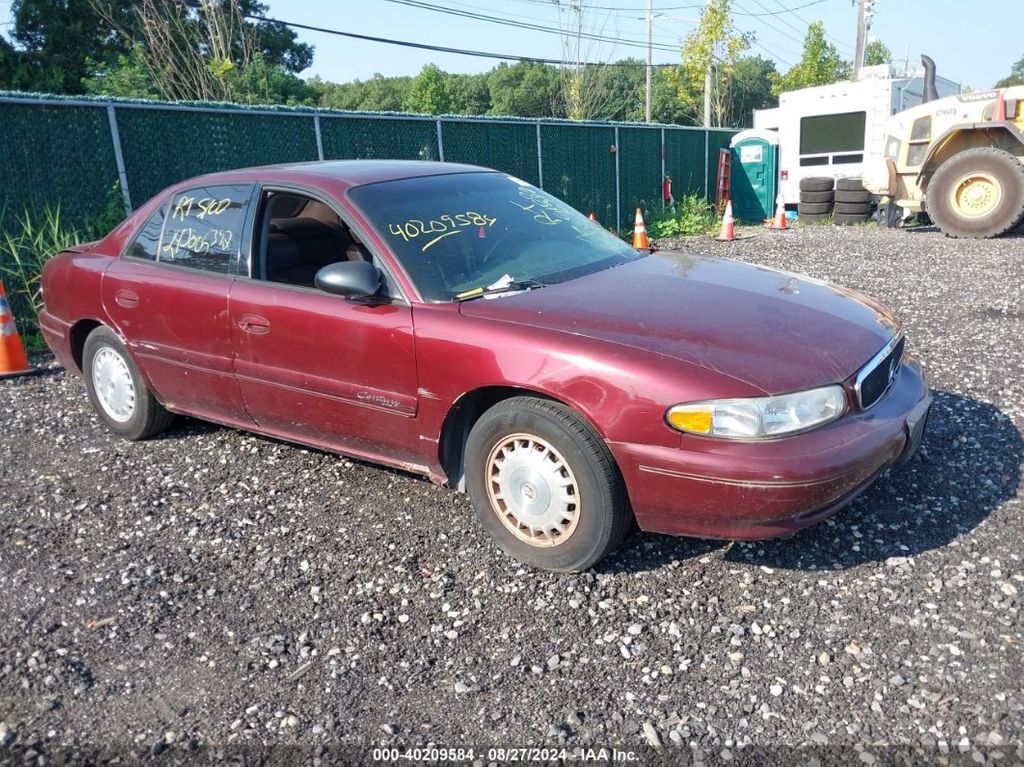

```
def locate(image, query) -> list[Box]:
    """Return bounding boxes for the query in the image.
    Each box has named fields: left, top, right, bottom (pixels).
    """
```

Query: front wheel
left=927, top=148, right=1024, bottom=238
left=82, top=326, right=173, bottom=440
left=465, top=397, right=632, bottom=572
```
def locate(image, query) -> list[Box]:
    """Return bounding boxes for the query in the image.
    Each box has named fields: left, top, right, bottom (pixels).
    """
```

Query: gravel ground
left=1, top=224, right=1022, bottom=763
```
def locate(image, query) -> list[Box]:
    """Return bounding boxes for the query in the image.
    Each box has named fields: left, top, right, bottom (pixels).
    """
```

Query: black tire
left=835, top=190, right=873, bottom=204
left=833, top=211, right=872, bottom=226
left=836, top=178, right=866, bottom=192
left=800, top=177, right=834, bottom=192
left=926, top=148, right=1024, bottom=239
left=797, top=201, right=833, bottom=215
left=82, top=326, right=173, bottom=440
left=799, top=211, right=831, bottom=223
left=834, top=201, right=873, bottom=214
left=799, top=190, right=834, bottom=203
left=464, top=397, right=631, bottom=572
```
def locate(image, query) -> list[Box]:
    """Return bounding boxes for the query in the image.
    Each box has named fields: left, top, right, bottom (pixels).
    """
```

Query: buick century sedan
left=41, top=161, right=931, bottom=571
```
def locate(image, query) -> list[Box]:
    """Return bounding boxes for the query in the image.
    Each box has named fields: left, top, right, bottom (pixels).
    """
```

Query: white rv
left=753, top=62, right=961, bottom=203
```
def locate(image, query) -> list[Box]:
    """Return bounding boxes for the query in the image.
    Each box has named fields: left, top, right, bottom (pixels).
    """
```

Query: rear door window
left=125, top=204, right=166, bottom=261
left=158, top=184, right=253, bottom=275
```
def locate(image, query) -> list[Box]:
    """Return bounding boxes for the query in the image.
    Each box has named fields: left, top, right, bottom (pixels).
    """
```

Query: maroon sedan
left=40, top=161, right=931, bottom=571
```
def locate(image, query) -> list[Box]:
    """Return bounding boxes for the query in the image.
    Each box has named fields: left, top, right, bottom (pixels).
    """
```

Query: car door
left=228, top=186, right=421, bottom=465
left=101, top=183, right=255, bottom=425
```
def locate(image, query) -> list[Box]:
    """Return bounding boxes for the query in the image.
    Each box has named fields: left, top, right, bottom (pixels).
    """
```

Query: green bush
left=0, top=205, right=84, bottom=332
left=649, top=195, right=719, bottom=238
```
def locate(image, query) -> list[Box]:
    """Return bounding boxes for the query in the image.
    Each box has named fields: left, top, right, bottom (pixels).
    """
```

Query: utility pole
left=854, top=0, right=875, bottom=75
left=702, top=0, right=712, bottom=127
left=645, top=0, right=653, bottom=123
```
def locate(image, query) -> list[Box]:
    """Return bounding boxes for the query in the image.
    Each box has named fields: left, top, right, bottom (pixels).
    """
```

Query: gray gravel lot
left=1, top=223, right=1022, bottom=763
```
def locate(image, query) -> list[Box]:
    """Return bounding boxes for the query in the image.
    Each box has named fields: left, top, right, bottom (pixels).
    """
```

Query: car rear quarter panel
left=40, top=248, right=114, bottom=371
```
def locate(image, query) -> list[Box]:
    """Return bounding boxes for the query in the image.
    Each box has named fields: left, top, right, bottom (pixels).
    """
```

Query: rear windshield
left=348, top=173, right=640, bottom=301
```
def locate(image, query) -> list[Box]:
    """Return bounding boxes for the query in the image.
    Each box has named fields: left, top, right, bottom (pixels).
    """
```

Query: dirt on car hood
left=458, top=252, right=900, bottom=394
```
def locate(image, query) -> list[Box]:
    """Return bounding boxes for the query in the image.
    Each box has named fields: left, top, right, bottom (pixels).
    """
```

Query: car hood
left=458, top=252, right=900, bottom=394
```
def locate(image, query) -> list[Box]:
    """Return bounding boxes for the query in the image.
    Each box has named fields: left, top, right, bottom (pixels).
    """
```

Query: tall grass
left=0, top=206, right=82, bottom=327
left=0, top=183, right=125, bottom=338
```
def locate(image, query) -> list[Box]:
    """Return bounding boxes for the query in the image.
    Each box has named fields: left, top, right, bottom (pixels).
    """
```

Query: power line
left=502, top=0, right=829, bottom=16
left=379, top=0, right=682, bottom=54
left=769, top=0, right=854, bottom=52
left=244, top=13, right=677, bottom=67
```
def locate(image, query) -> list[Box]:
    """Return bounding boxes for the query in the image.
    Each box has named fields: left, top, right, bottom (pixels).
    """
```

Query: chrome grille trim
left=854, top=334, right=904, bottom=410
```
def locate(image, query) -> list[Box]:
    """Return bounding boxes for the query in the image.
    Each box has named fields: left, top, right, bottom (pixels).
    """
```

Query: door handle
left=114, top=289, right=139, bottom=309
left=237, top=313, right=270, bottom=335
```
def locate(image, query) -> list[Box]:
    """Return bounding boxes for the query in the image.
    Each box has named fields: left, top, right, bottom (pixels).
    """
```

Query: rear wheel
left=927, top=148, right=1024, bottom=238
left=465, top=397, right=631, bottom=572
left=83, top=326, right=173, bottom=440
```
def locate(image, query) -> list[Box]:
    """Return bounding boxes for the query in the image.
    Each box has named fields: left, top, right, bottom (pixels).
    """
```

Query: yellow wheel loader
left=864, top=56, right=1024, bottom=239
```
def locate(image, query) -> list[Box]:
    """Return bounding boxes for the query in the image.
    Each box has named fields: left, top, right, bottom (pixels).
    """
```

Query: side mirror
left=314, top=261, right=382, bottom=299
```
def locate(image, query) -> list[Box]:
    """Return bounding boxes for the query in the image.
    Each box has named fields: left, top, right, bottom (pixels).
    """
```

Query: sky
left=255, top=0, right=1021, bottom=91
left=0, top=0, right=1019, bottom=91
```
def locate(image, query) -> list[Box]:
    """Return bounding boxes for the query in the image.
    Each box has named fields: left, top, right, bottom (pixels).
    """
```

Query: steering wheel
left=476, top=227, right=519, bottom=271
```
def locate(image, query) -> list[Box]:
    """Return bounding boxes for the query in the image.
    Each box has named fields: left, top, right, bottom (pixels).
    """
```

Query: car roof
left=172, top=160, right=493, bottom=193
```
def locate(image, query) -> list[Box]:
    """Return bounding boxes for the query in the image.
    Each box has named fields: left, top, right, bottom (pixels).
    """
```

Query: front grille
left=855, top=336, right=905, bottom=409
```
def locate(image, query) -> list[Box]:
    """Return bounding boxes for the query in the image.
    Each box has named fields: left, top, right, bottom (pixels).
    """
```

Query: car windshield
left=348, top=172, right=642, bottom=301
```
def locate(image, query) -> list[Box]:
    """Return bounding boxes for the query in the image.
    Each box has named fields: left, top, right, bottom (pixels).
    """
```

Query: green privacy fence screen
left=0, top=91, right=736, bottom=236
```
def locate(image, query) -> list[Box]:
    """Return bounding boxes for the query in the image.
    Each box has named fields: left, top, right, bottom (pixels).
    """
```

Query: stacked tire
left=798, top=177, right=834, bottom=222
left=833, top=178, right=873, bottom=225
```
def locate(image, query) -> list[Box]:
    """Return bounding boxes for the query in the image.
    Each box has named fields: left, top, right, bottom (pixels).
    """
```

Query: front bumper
left=611, top=358, right=931, bottom=540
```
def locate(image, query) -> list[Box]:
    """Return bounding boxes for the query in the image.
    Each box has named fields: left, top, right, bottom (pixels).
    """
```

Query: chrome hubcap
left=485, top=433, right=580, bottom=547
left=91, top=346, right=135, bottom=423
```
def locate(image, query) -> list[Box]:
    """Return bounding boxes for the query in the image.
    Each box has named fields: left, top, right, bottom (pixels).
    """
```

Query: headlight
left=666, top=385, right=847, bottom=439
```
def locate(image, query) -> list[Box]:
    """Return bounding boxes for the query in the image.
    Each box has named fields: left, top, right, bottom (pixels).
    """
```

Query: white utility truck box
left=753, top=64, right=960, bottom=202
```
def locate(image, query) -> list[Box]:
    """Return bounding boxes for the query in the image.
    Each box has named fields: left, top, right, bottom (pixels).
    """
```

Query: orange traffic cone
left=588, top=211, right=599, bottom=224
left=632, top=207, right=651, bottom=250
left=767, top=193, right=788, bottom=230
left=0, top=281, right=33, bottom=378
left=716, top=200, right=736, bottom=242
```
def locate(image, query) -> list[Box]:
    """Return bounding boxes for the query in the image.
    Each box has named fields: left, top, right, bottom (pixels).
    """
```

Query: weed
left=649, top=195, right=719, bottom=238
left=0, top=205, right=83, bottom=331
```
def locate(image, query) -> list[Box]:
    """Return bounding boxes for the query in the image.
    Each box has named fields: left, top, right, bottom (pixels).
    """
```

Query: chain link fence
left=1, top=91, right=735, bottom=228
left=0, top=92, right=737, bottom=325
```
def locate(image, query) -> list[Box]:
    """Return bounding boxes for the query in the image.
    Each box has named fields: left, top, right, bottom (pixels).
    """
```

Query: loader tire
left=798, top=211, right=830, bottom=223
left=800, top=177, right=834, bottom=192
left=927, top=148, right=1024, bottom=239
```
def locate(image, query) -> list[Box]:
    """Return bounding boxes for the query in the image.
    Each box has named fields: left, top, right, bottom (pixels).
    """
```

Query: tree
left=4, top=0, right=135, bottom=93
left=670, top=0, right=750, bottom=126
left=773, top=21, right=852, bottom=95
left=864, top=39, right=891, bottom=67
left=996, top=55, right=1024, bottom=88
left=0, top=35, right=22, bottom=89
left=556, top=2, right=616, bottom=120
left=81, top=43, right=159, bottom=98
left=404, top=63, right=451, bottom=114
left=447, top=72, right=490, bottom=115
left=601, top=58, right=645, bottom=121
left=89, top=0, right=314, bottom=104
left=487, top=61, right=561, bottom=117
left=725, top=55, right=777, bottom=127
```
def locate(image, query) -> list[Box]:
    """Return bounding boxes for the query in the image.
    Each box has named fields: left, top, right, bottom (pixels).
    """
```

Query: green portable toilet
left=729, top=129, right=779, bottom=223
